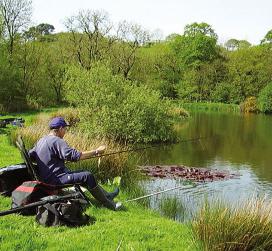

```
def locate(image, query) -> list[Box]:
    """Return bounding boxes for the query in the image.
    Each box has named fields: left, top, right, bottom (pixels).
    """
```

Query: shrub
left=210, top=82, right=231, bottom=103
left=64, top=63, right=178, bottom=143
left=240, top=96, right=258, bottom=113
left=258, top=83, right=272, bottom=113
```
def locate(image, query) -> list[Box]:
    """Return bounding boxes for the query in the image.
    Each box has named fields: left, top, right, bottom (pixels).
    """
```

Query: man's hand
left=80, top=145, right=107, bottom=160
left=96, top=145, right=106, bottom=155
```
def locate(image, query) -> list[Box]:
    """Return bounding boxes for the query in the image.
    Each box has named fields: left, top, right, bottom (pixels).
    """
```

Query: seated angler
left=29, top=116, right=121, bottom=210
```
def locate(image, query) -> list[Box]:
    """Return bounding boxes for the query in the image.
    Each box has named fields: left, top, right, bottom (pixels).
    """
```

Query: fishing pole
left=124, top=183, right=195, bottom=203
left=88, top=136, right=211, bottom=159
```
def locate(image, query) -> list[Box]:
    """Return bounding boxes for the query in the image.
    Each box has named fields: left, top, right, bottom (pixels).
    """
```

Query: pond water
left=140, top=111, right=272, bottom=221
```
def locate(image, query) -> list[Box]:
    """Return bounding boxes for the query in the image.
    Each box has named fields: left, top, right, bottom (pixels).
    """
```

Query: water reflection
left=140, top=111, right=272, bottom=220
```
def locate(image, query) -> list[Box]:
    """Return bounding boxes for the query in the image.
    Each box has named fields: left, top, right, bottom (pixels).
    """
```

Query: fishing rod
left=88, top=136, right=211, bottom=159
left=124, top=183, right=195, bottom=203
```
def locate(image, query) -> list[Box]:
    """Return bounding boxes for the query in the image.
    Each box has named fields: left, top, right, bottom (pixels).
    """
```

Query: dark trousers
left=58, top=171, right=97, bottom=190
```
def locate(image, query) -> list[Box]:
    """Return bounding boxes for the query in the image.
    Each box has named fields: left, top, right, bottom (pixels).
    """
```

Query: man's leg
left=59, top=171, right=121, bottom=210
left=59, top=171, right=97, bottom=189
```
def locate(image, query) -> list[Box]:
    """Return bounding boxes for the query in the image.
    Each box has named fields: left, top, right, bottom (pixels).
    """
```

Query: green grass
left=0, top=198, right=197, bottom=251
left=159, top=196, right=187, bottom=222
left=192, top=199, right=272, bottom=251
left=176, top=102, right=240, bottom=113
left=0, top=111, right=199, bottom=251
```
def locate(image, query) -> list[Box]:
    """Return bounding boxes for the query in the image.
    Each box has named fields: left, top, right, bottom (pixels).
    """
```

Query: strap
left=43, top=203, right=72, bottom=225
left=43, top=203, right=62, bottom=218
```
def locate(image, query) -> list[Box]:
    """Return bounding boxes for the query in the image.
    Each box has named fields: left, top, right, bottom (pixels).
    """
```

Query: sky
left=31, top=0, right=271, bottom=45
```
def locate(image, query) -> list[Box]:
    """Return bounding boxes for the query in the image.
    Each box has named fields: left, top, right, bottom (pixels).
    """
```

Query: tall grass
left=192, top=198, right=272, bottom=251
left=9, top=109, right=141, bottom=183
left=178, top=102, right=240, bottom=113
left=159, top=196, right=186, bottom=221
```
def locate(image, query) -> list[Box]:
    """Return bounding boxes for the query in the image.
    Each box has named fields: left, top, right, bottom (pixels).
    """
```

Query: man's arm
left=80, top=145, right=106, bottom=160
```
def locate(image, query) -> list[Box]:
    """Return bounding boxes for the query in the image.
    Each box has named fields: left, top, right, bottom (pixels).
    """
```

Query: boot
left=89, top=185, right=122, bottom=211
left=104, top=187, right=119, bottom=200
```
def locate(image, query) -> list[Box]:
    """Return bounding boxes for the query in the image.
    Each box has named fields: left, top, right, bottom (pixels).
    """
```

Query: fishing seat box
left=0, top=164, right=31, bottom=196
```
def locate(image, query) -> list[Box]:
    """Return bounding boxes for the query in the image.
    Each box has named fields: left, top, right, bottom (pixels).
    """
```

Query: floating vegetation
left=140, top=165, right=240, bottom=182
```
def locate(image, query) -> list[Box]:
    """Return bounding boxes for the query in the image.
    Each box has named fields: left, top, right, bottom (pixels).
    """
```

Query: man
left=29, top=116, right=121, bottom=210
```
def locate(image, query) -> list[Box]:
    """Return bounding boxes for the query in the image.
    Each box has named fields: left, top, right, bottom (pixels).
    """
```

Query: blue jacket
left=29, top=135, right=81, bottom=184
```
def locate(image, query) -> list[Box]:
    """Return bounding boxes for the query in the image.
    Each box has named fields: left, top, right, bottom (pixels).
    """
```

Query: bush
left=210, top=82, right=231, bottom=103
left=64, top=63, right=178, bottom=143
left=240, top=96, right=258, bottom=113
left=258, top=83, right=272, bottom=113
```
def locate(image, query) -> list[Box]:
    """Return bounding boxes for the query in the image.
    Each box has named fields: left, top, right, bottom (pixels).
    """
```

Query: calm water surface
left=140, top=111, right=272, bottom=220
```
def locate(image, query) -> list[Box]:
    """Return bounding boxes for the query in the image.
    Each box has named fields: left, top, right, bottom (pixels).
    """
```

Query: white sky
left=32, top=0, right=271, bottom=45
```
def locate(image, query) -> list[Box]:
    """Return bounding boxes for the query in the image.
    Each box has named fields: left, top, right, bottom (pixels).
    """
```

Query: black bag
left=11, top=181, right=59, bottom=215
left=0, top=164, right=31, bottom=196
left=36, top=198, right=91, bottom=227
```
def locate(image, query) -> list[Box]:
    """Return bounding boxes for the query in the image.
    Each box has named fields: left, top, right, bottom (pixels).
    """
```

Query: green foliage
left=180, top=102, right=240, bottom=113
left=210, top=82, right=231, bottom=103
left=226, top=46, right=269, bottom=103
left=240, top=96, right=258, bottom=113
left=0, top=49, right=25, bottom=112
left=0, top=6, right=272, bottom=114
left=64, top=63, right=178, bottom=143
left=184, top=22, right=218, bottom=40
left=170, top=34, right=218, bottom=68
left=261, top=29, right=272, bottom=44
left=225, top=38, right=251, bottom=50
left=132, top=43, right=180, bottom=98
left=258, top=83, right=272, bottom=113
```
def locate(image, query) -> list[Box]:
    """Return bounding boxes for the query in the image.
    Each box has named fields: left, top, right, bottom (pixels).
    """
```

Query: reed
left=178, top=102, right=240, bottom=113
left=192, top=197, right=272, bottom=251
left=159, top=196, right=187, bottom=221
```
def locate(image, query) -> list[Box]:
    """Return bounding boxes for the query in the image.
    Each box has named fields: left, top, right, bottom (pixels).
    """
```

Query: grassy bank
left=176, top=102, right=240, bottom=113
left=192, top=199, right=272, bottom=251
left=0, top=111, right=199, bottom=251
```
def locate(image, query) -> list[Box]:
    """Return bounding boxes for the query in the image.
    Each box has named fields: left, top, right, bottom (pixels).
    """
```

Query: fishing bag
left=35, top=198, right=90, bottom=227
left=0, top=164, right=31, bottom=196
left=11, top=181, right=59, bottom=215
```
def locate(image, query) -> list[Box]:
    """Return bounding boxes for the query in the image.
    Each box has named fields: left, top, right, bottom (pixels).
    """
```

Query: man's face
left=59, top=127, right=66, bottom=138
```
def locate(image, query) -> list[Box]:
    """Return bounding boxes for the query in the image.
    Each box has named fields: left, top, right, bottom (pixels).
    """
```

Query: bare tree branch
left=0, top=0, right=32, bottom=55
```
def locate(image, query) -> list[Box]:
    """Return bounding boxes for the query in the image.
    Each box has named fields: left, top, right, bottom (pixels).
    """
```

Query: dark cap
left=49, top=117, right=70, bottom=129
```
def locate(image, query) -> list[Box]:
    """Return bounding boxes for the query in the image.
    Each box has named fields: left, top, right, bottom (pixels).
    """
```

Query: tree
left=111, top=21, right=150, bottom=79
left=226, top=46, right=269, bottom=103
left=165, top=33, right=180, bottom=42
left=36, top=23, right=55, bottom=35
left=171, top=31, right=218, bottom=67
left=225, top=39, right=251, bottom=50
left=65, top=9, right=113, bottom=69
left=23, top=23, right=55, bottom=42
left=23, top=26, right=38, bottom=40
left=184, top=22, right=218, bottom=40
left=15, top=37, right=43, bottom=101
left=225, top=39, right=239, bottom=51
left=261, top=29, right=272, bottom=44
left=0, top=0, right=32, bottom=55
left=258, top=83, right=272, bottom=113
left=130, top=42, right=181, bottom=98
left=0, top=13, right=3, bottom=39
left=238, top=40, right=251, bottom=49
left=169, top=23, right=221, bottom=101
left=44, top=42, right=67, bottom=104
